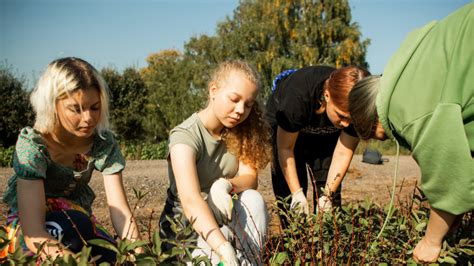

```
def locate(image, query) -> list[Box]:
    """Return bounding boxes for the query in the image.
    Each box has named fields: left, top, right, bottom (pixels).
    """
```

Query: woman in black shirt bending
left=266, top=66, right=369, bottom=221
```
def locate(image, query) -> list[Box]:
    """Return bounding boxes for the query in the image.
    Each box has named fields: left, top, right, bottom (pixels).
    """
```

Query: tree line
left=1, top=0, right=369, bottom=148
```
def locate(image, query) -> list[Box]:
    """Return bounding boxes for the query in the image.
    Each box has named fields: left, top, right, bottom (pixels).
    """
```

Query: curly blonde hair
left=223, top=101, right=272, bottom=170
left=211, top=61, right=272, bottom=170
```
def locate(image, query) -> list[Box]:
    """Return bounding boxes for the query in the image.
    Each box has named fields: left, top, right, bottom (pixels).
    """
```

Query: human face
left=210, top=71, right=258, bottom=129
left=323, top=91, right=351, bottom=129
left=56, top=88, right=101, bottom=139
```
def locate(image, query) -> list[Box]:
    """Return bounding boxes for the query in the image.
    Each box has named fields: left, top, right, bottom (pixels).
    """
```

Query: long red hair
left=324, top=66, right=370, bottom=111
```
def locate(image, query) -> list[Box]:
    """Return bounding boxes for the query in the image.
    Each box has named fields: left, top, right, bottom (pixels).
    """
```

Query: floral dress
left=1, top=127, right=125, bottom=256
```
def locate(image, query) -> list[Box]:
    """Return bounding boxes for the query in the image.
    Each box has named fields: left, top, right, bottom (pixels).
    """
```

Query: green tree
left=141, top=50, right=207, bottom=141
left=185, top=0, right=370, bottom=98
left=101, top=67, right=148, bottom=142
left=0, top=65, right=33, bottom=147
left=141, top=0, right=369, bottom=140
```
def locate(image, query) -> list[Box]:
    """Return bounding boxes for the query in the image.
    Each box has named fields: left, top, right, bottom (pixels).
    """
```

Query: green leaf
left=415, top=222, right=426, bottom=232
left=77, top=246, right=92, bottom=266
left=125, top=240, right=148, bottom=252
left=152, top=230, right=162, bottom=255
left=345, top=223, right=353, bottom=233
left=271, top=252, right=288, bottom=264
left=135, top=257, right=157, bottom=265
left=443, top=256, right=457, bottom=264
left=88, top=239, right=119, bottom=253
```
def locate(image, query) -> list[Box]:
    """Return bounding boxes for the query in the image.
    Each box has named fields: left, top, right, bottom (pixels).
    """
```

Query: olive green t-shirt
left=3, top=127, right=125, bottom=214
left=167, top=113, right=239, bottom=199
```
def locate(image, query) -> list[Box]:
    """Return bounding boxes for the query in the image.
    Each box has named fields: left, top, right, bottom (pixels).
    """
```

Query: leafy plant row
left=1, top=188, right=472, bottom=265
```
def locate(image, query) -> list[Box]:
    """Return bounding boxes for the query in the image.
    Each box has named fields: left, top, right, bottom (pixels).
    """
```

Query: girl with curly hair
left=158, top=60, right=272, bottom=265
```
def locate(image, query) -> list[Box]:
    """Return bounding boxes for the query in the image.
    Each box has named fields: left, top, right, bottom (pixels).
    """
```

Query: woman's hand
left=317, top=195, right=332, bottom=212
left=413, top=237, right=441, bottom=263
left=171, top=144, right=228, bottom=251
left=290, top=188, right=309, bottom=214
left=17, top=179, right=74, bottom=258
left=103, top=173, right=141, bottom=242
left=412, top=207, right=457, bottom=263
left=208, top=178, right=233, bottom=225
left=216, top=241, right=238, bottom=266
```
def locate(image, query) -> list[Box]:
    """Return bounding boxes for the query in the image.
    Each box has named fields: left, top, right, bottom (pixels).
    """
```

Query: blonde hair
left=348, top=75, right=381, bottom=140
left=208, top=60, right=262, bottom=93
left=210, top=61, right=271, bottom=170
left=31, top=57, right=110, bottom=136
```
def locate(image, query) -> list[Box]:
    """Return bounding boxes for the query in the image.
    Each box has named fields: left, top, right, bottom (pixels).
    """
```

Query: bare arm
left=413, top=207, right=457, bottom=263
left=324, top=131, right=359, bottom=195
left=17, top=179, right=74, bottom=257
left=103, top=173, right=141, bottom=241
left=228, top=161, right=258, bottom=193
left=170, top=144, right=227, bottom=251
left=276, top=126, right=300, bottom=193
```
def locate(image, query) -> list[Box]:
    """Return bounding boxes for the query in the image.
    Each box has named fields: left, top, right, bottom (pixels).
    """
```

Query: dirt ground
left=0, top=155, right=421, bottom=234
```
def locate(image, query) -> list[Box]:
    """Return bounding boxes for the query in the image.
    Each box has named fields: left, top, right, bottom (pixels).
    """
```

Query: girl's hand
left=413, top=237, right=441, bottom=263
left=290, top=188, right=309, bottom=214
left=208, top=178, right=233, bottom=225
left=216, top=241, right=238, bottom=266
left=317, top=195, right=332, bottom=213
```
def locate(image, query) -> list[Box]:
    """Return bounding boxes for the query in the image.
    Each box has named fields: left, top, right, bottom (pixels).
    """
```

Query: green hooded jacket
left=377, top=3, right=474, bottom=215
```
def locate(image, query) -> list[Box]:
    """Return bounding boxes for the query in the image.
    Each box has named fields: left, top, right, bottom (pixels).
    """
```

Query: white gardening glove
left=290, top=188, right=309, bottom=214
left=216, top=241, right=238, bottom=266
left=317, top=195, right=332, bottom=212
left=208, top=178, right=233, bottom=225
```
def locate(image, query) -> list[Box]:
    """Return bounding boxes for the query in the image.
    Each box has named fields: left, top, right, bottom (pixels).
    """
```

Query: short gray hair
left=348, top=75, right=381, bottom=140
left=31, top=57, right=110, bottom=135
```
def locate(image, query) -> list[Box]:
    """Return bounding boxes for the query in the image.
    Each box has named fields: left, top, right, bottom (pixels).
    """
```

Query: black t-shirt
left=266, top=65, right=357, bottom=137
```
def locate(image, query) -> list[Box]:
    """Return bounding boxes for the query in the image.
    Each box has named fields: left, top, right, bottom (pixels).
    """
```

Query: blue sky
left=1, top=0, right=470, bottom=87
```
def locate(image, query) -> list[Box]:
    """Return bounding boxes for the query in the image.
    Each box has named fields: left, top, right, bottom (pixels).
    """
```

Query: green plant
left=0, top=187, right=210, bottom=265
left=0, top=64, right=34, bottom=148
left=265, top=190, right=473, bottom=264
left=0, top=146, right=14, bottom=167
left=1, top=188, right=471, bottom=264
left=120, top=142, right=168, bottom=161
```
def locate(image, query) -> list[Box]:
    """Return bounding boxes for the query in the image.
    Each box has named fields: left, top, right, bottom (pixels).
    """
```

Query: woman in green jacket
left=348, top=3, right=473, bottom=263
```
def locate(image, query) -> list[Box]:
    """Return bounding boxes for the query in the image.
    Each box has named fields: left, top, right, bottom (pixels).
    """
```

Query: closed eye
left=229, top=96, right=239, bottom=102
left=69, top=106, right=81, bottom=113
left=336, top=111, right=349, bottom=120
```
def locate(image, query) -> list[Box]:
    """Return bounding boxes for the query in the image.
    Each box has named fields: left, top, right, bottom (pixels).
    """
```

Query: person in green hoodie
left=348, top=3, right=473, bottom=263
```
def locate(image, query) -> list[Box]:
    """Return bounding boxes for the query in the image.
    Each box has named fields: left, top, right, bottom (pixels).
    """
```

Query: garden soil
left=0, top=155, right=420, bottom=234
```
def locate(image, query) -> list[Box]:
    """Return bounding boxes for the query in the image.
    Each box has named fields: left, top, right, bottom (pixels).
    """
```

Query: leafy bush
left=0, top=65, right=34, bottom=148
left=1, top=188, right=472, bottom=264
left=120, top=142, right=168, bottom=160
left=0, top=188, right=210, bottom=265
left=0, top=146, right=14, bottom=167
left=266, top=191, right=473, bottom=264
left=102, top=67, right=149, bottom=143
